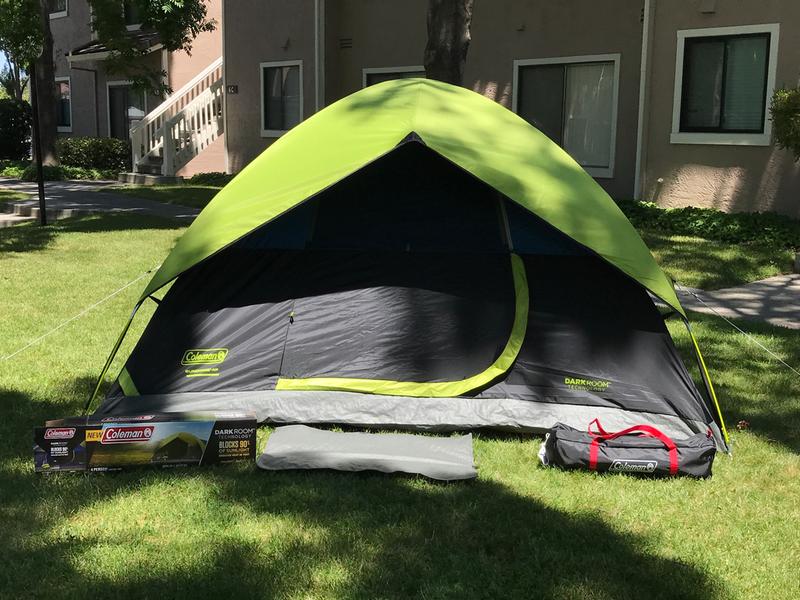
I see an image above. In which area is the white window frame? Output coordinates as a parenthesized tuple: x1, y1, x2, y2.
(106, 80, 147, 139)
(670, 23, 780, 146)
(49, 0, 68, 20)
(55, 76, 72, 133)
(512, 54, 620, 179)
(260, 60, 304, 138)
(361, 65, 425, 88)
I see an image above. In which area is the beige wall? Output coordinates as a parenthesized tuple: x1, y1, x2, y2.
(266, 0, 644, 198)
(224, 0, 318, 172)
(466, 0, 645, 198)
(168, 0, 222, 92)
(50, 0, 97, 137)
(643, 0, 800, 218)
(324, 0, 427, 102)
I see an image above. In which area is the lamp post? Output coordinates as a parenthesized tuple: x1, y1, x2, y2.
(28, 60, 47, 226)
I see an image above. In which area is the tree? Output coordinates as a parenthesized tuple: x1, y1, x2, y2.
(0, 0, 216, 168)
(770, 88, 800, 161)
(0, 0, 57, 164)
(90, 0, 216, 95)
(0, 54, 29, 101)
(424, 0, 474, 86)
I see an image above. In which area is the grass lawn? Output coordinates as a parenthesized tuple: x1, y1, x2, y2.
(641, 228, 793, 290)
(106, 184, 222, 209)
(0, 188, 30, 203)
(1, 215, 799, 598)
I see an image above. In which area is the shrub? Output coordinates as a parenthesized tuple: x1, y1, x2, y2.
(21, 164, 65, 181)
(617, 199, 800, 250)
(0, 159, 28, 178)
(20, 164, 118, 182)
(770, 88, 800, 161)
(188, 171, 233, 186)
(0, 98, 32, 160)
(56, 136, 131, 172)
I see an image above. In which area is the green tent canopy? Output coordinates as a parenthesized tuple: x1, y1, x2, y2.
(141, 79, 681, 312)
(91, 78, 728, 450)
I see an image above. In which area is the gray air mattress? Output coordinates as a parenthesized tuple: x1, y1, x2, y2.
(256, 425, 477, 481)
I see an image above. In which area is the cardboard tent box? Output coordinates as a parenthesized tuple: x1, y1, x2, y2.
(34, 412, 256, 473)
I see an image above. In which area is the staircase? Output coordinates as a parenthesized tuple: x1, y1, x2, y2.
(127, 57, 224, 180)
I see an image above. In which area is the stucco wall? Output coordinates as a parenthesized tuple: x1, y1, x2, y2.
(466, 0, 644, 199)
(324, 0, 427, 102)
(50, 0, 97, 137)
(270, 0, 643, 198)
(643, 0, 800, 217)
(168, 0, 222, 92)
(223, 0, 318, 172)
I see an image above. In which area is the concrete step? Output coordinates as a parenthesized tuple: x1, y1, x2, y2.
(0, 202, 88, 219)
(0, 214, 36, 228)
(118, 172, 184, 185)
(136, 163, 164, 176)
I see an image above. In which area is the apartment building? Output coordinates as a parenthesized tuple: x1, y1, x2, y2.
(51, 0, 800, 216)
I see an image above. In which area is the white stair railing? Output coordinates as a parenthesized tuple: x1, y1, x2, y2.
(130, 57, 223, 176)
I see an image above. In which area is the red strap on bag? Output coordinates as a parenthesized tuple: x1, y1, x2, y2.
(588, 419, 678, 476)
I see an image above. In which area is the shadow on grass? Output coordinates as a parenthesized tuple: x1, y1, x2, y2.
(675, 312, 800, 452)
(0, 379, 726, 599)
(0, 213, 183, 254)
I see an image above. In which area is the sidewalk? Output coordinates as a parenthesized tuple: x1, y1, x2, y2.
(0, 178, 199, 225)
(678, 274, 800, 330)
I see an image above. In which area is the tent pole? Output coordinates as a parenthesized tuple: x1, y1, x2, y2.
(683, 318, 730, 447)
(83, 301, 143, 414)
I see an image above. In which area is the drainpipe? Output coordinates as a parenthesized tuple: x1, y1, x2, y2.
(222, 0, 229, 174)
(634, 0, 654, 200)
(314, 0, 325, 112)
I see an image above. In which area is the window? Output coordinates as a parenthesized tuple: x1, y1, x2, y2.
(671, 24, 779, 145)
(48, 0, 67, 18)
(260, 61, 302, 137)
(55, 77, 71, 132)
(513, 55, 619, 178)
(363, 67, 425, 88)
(107, 82, 145, 140)
(124, 0, 143, 29)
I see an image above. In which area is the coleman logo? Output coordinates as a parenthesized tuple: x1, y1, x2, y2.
(564, 377, 611, 392)
(610, 459, 658, 473)
(181, 348, 229, 366)
(44, 427, 76, 440)
(101, 426, 154, 444)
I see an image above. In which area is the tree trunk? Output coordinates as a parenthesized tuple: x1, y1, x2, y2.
(424, 0, 474, 86)
(11, 62, 29, 101)
(33, 0, 58, 165)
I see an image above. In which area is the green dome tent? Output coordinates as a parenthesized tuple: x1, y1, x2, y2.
(90, 78, 728, 449)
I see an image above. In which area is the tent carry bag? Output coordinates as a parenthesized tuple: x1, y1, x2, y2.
(540, 419, 716, 478)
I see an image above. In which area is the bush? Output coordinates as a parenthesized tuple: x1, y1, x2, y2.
(20, 164, 118, 182)
(21, 164, 65, 181)
(0, 159, 28, 178)
(0, 98, 32, 160)
(770, 88, 800, 161)
(617, 199, 800, 250)
(56, 136, 131, 172)
(188, 171, 233, 186)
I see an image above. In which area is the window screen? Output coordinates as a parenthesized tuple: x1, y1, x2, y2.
(262, 65, 301, 132)
(55, 80, 71, 129)
(680, 33, 769, 133)
(517, 61, 615, 169)
(48, 0, 66, 14)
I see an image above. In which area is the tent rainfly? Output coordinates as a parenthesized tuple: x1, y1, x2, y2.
(89, 78, 729, 450)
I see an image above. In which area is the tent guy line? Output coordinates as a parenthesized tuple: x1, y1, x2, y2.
(1, 265, 160, 362)
(676, 282, 800, 379)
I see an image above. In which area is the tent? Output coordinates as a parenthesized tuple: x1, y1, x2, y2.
(90, 78, 728, 450)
